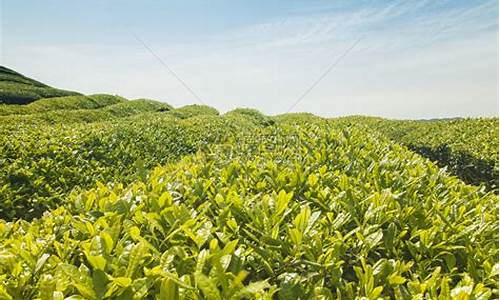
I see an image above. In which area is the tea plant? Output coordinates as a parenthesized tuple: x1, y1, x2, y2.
(0, 70, 498, 298)
(0, 94, 127, 116)
(338, 116, 499, 191)
(0, 111, 262, 220)
(0, 99, 172, 126)
(0, 122, 497, 299)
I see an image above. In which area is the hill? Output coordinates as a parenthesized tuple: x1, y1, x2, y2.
(0, 67, 497, 299)
(0, 66, 80, 104)
(0, 111, 497, 299)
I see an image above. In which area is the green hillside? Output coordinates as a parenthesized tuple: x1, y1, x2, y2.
(0, 68, 497, 299)
(0, 66, 80, 104)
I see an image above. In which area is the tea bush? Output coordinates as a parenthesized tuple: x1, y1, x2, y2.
(0, 82, 498, 298)
(0, 99, 172, 126)
(338, 117, 499, 191)
(0, 111, 263, 220)
(0, 94, 126, 116)
(0, 121, 497, 299)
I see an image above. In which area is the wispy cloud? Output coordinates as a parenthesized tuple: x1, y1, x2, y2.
(215, 0, 497, 52)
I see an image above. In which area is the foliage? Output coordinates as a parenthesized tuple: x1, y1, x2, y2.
(0, 112, 251, 220)
(0, 99, 171, 126)
(0, 66, 80, 104)
(0, 68, 497, 298)
(132, 99, 173, 111)
(0, 121, 497, 299)
(274, 112, 323, 123)
(170, 105, 219, 119)
(338, 116, 499, 191)
(0, 66, 47, 86)
(225, 108, 275, 127)
(0, 94, 126, 116)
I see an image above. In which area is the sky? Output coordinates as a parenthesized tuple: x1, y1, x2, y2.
(0, 0, 498, 118)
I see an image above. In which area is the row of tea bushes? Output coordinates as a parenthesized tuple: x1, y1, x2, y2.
(338, 116, 499, 191)
(0, 121, 497, 299)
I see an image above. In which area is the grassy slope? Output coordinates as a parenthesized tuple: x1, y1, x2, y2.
(0, 66, 81, 104)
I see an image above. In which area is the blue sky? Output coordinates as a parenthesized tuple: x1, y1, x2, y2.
(1, 0, 498, 118)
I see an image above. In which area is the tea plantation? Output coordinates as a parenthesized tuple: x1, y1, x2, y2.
(338, 117, 499, 191)
(0, 68, 498, 299)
